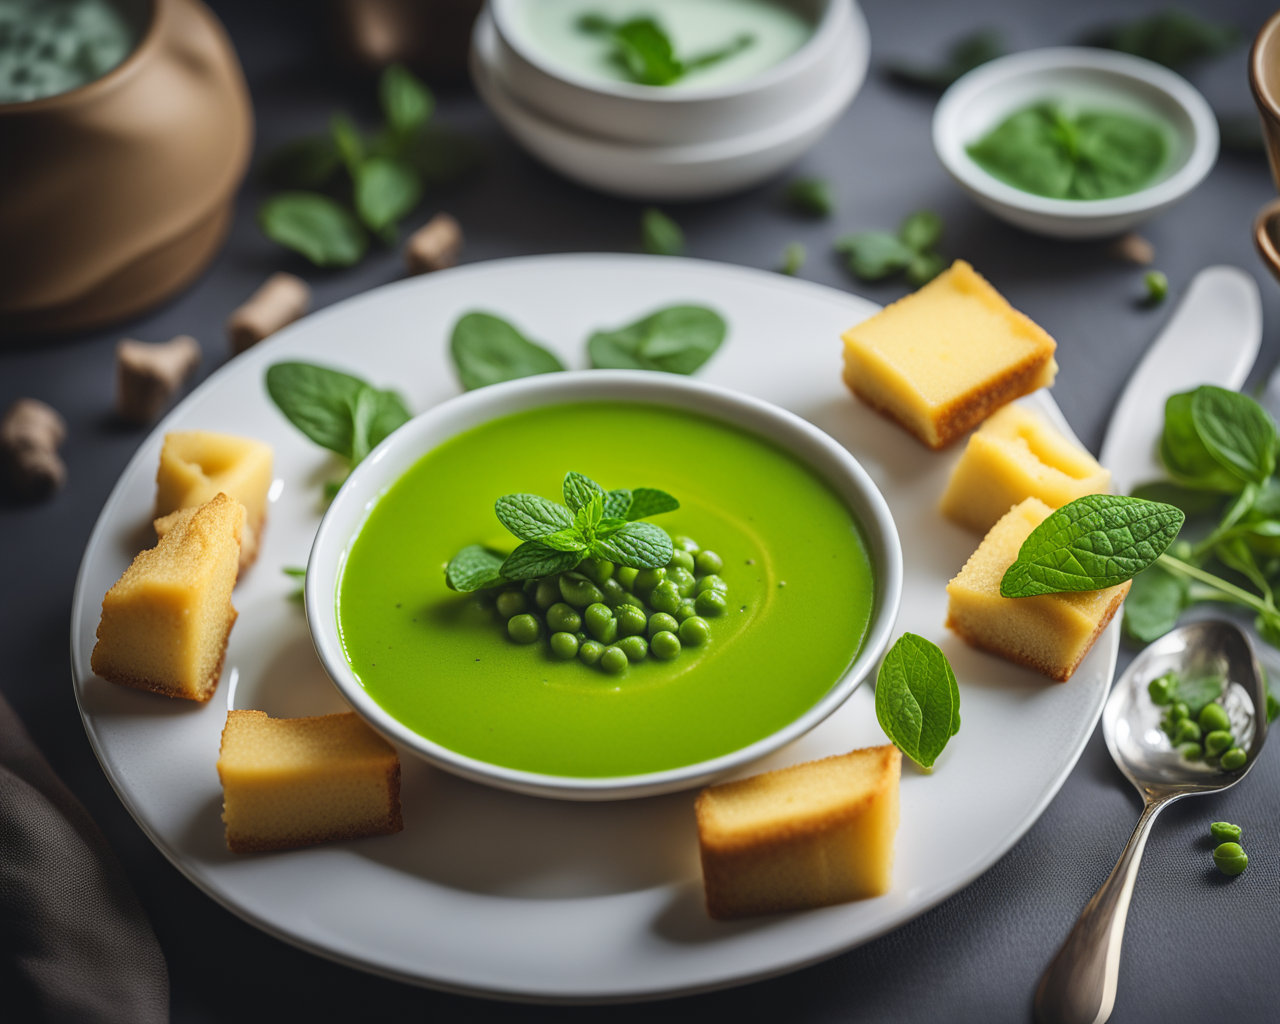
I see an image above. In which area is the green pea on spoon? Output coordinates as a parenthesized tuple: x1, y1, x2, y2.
(1034, 621, 1268, 1024)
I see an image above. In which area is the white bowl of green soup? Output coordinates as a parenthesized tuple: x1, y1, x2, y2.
(306, 371, 901, 800)
(933, 48, 1218, 239)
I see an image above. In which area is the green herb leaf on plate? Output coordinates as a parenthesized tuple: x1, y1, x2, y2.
(1000, 494, 1184, 598)
(785, 178, 835, 217)
(257, 192, 368, 268)
(354, 156, 422, 237)
(500, 540, 584, 580)
(494, 493, 575, 541)
(449, 312, 565, 391)
(1129, 481, 1225, 518)
(1122, 562, 1188, 643)
(611, 17, 684, 85)
(380, 63, 434, 141)
(779, 242, 806, 276)
(1190, 385, 1278, 486)
(563, 472, 606, 511)
(875, 632, 960, 769)
(1159, 391, 1247, 492)
(259, 135, 341, 189)
(265, 362, 410, 462)
(283, 564, 307, 602)
(641, 207, 685, 256)
(626, 487, 679, 520)
(587, 305, 726, 375)
(592, 520, 674, 569)
(835, 231, 915, 280)
(446, 545, 508, 592)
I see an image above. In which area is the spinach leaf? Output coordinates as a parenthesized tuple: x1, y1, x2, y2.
(1001, 494, 1184, 597)
(779, 242, 806, 276)
(592, 520, 673, 569)
(1082, 11, 1239, 71)
(785, 178, 835, 217)
(1159, 392, 1245, 492)
(450, 313, 565, 391)
(588, 306, 726, 375)
(641, 207, 685, 256)
(265, 362, 410, 462)
(1190, 385, 1278, 486)
(626, 487, 679, 521)
(494, 494, 575, 540)
(257, 193, 368, 268)
(1122, 563, 1187, 643)
(501, 541, 583, 581)
(886, 30, 1004, 91)
(380, 63, 433, 141)
(875, 633, 960, 769)
(354, 157, 422, 238)
(446, 545, 507, 592)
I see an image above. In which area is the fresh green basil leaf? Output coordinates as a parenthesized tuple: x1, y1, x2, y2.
(885, 29, 1004, 90)
(874, 632, 960, 769)
(905, 251, 946, 287)
(785, 178, 835, 217)
(779, 242, 806, 276)
(899, 210, 943, 252)
(450, 312, 565, 391)
(1190, 385, 1278, 486)
(380, 63, 433, 141)
(495, 493, 574, 540)
(500, 541, 583, 580)
(1159, 392, 1245, 492)
(355, 157, 422, 235)
(1082, 11, 1239, 71)
(592, 520, 673, 569)
(330, 112, 364, 177)
(563, 472, 605, 511)
(260, 135, 340, 189)
(626, 487, 679, 521)
(602, 489, 633, 519)
(587, 306, 726, 375)
(446, 545, 508, 592)
(1130, 481, 1225, 518)
(641, 207, 685, 256)
(265, 362, 395, 459)
(1122, 563, 1187, 643)
(258, 192, 368, 268)
(539, 528, 589, 554)
(835, 231, 915, 280)
(1001, 494, 1184, 597)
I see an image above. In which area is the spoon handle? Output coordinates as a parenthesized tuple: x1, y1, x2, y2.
(1033, 797, 1168, 1024)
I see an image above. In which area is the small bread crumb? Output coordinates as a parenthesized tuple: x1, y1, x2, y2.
(404, 213, 463, 274)
(1111, 233, 1154, 265)
(1, 398, 66, 499)
(226, 273, 311, 355)
(115, 335, 201, 424)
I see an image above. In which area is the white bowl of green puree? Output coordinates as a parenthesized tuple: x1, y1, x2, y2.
(933, 47, 1218, 239)
(306, 371, 902, 801)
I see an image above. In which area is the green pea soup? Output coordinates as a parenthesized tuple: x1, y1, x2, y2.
(337, 401, 876, 778)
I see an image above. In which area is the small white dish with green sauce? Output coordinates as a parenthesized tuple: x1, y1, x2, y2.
(933, 47, 1218, 239)
(471, 0, 869, 198)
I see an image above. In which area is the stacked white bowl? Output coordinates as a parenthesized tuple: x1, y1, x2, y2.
(470, 0, 869, 200)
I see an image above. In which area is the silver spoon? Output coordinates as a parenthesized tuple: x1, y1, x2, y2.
(1034, 620, 1268, 1024)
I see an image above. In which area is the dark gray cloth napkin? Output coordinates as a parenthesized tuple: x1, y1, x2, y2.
(0, 690, 168, 1023)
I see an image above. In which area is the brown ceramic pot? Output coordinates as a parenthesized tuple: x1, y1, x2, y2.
(1250, 9, 1280, 283)
(0, 0, 253, 340)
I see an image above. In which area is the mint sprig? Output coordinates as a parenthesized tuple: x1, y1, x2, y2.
(875, 633, 961, 769)
(445, 472, 680, 589)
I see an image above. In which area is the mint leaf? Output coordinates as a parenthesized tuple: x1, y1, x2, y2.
(1001, 495, 1184, 598)
(354, 156, 422, 236)
(538, 528, 589, 554)
(603, 489, 633, 518)
(641, 208, 684, 256)
(500, 541, 583, 580)
(595, 516, 628, 538)
(450, 312, 565, 391)
(899, 210, 943, 252)
(1190, 385, 1278, 486)
(612, 18, 683, 85)
(265, 362, 409, 463)
(1160, 391, 1245, 492)
(1122, 563, 1187, 643)
(626, 487, 679, 520)
(495, 493, 574, 540)
(779, 242, 806, 276)
(786, 178, 834, 217)
(563, 472, 605, 511)
(587, 305, 726, 375)
(875, 633, 960, 769)
(835, 231, 914, 280)
(330, 113, 364, 177)
(573, 493, 604, 534)
(258, 192, 368, 267)
(380, 63, 433, 141)
(446, 545, 507, 592)
(592, 520, 673, 569)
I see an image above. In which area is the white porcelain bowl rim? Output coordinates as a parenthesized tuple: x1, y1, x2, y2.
(305, 370, 903, 800)
(933, 46, 1219, 218)
(488, 0, 842, 103)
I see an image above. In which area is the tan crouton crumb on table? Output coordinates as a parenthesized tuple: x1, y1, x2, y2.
(217, 710, 403, 854)
(91, 493, 243, 701)
(695, 745, 901, 919)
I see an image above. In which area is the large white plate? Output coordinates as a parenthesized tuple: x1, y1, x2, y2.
(70, 254, 1116, 1002)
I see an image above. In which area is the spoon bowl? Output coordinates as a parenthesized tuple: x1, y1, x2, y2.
(1035, 620, 1267, 1024)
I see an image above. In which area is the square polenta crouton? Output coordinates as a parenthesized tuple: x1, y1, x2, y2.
(695, 745, 901, 919)
(842, 260, 1057, 449)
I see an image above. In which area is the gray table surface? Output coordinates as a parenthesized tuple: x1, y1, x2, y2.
(4, 0, 1279, 1019)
